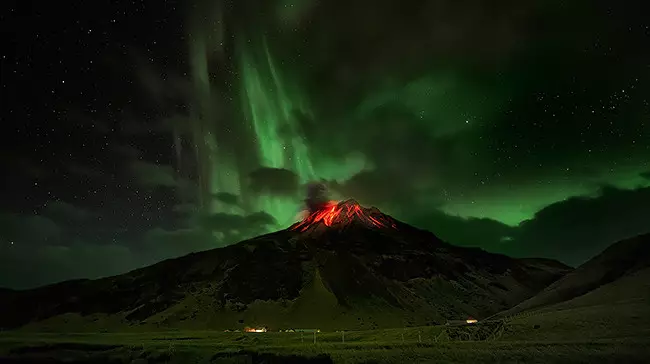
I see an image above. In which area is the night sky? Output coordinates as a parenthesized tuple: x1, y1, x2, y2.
(2, 0, 649, 289)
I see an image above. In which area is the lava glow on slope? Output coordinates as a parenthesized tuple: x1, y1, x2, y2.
(291, 200, 397, 232)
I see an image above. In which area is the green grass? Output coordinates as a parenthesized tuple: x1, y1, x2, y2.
(0, 326, 445, 348)
(3, 294, 649, 363)
(1, 323, 649, 363)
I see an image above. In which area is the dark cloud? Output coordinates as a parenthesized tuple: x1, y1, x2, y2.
(0, 226, 219, 289)
(508, 186, 650, 266)
(405, 210, 515, 253)
(330, 170, 408, 208)
(42, 201, 93, 224)
(0, 213, 61, 245)
(200, 211, 276, 238)
(248, 168, 300, 196)
(0, 223, 218, 289)
(245, 211, 277, 226)
(201, 213, 246, 232)
(640, 171, 650, 180)
(329, 168, 445, 212)
(311, 106, 481, 207)
(213, 192, 240, 206)
(271, 0, 537, 87)
(403, 185, 650, 267)
(0, 242, 142, 289)
(142, 228, 216, 259)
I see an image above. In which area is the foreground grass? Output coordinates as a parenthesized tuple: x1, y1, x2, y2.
(1, 326, 649, 363)
(0, 327, 444, 347)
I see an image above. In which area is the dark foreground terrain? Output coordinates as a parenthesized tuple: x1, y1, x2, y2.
(2, 251, 648, 364)
(1, 209, 648, 363)
(0, 200, 570, 332)
(0, 320, 648, 364)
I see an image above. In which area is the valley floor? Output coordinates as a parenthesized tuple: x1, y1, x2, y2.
(1, 322, 648, 364)
(3, 296, 650, 364)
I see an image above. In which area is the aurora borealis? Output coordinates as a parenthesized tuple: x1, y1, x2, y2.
(1, 0, 649, 288)
(238, 36, 317, 225)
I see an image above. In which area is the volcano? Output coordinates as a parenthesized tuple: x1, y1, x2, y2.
(0, 201, 570, 331)
(291, 199, 397, 232)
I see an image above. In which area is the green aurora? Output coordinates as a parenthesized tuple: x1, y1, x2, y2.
(182, 3, 649, 228)
(238, 36, 316, 226)
(2, 0, 650, 289)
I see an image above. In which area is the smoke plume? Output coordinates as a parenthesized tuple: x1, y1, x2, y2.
(304, 182, 331, 213)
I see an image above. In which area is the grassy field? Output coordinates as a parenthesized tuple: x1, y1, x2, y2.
(1, 323, 649, 363)
(3, 280, 648, 363)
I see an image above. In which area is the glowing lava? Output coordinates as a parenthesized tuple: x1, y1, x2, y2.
(291, 200, 397, 232)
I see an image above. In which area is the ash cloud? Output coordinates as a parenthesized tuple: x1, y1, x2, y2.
(304, 182, 331, 214)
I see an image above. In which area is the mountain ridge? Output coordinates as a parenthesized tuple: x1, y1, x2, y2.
(498, 232, 650, 317)
(0, 201, 571, 331)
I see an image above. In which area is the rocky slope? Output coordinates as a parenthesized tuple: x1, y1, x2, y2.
(498, 232, 650, 317)
(0, 200, 570, 331)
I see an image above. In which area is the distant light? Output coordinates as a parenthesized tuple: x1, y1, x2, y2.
(466, 319, 478, 324)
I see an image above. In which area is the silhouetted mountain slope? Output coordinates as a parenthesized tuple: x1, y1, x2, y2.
(499, 233, 650, 317)
(0, 200, 570, 331)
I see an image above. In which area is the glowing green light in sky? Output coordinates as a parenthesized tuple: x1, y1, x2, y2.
(240, 37, 315, 179)
(239, 37, 316, 225)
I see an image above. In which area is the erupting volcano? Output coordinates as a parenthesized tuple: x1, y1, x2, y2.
(0, 187, 573, 333)
(291, 199, 397, 232)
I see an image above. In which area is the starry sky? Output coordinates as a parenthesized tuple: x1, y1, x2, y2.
(2, 0, 649, 289)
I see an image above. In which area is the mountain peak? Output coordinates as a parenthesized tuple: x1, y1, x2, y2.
(289, 199, 397, 232)
(0, 202, 572, 331)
